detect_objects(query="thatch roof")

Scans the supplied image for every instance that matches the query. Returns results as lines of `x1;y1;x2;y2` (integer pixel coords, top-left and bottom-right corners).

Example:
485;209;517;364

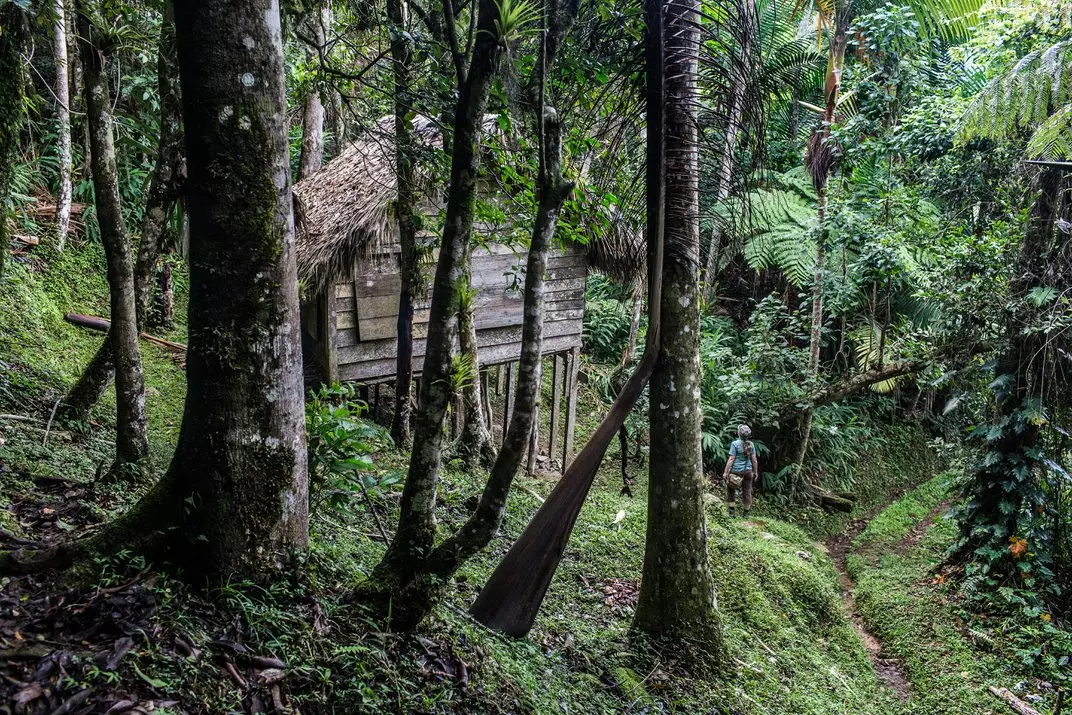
294;115;647;293
294;115;442;294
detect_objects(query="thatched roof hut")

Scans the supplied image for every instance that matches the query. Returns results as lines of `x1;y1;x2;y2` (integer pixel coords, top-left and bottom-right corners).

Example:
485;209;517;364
293;115;645;296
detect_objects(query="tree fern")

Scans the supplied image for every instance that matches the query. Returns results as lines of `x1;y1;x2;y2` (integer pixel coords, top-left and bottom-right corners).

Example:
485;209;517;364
959;40;1072;158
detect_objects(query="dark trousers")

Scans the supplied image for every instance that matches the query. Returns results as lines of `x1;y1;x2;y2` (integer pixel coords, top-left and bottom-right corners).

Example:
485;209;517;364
727;470;754;510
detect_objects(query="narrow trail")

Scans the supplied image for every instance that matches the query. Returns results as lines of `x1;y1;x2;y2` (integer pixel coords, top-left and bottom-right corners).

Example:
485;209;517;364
824;518;913;704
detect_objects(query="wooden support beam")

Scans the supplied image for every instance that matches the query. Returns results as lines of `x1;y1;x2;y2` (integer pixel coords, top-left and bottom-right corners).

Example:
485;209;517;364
562;346;580;468
496;363;505;395
502;361;515;441
549;353;563;465
373;383;381;421
324;289;338;383
480;368;492;428
527;403;540;475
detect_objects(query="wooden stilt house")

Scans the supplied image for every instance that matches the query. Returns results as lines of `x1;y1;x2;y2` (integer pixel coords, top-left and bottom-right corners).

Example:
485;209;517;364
293;117;644;468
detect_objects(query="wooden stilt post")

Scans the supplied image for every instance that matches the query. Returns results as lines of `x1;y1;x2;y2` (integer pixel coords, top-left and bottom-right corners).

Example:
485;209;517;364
496;363;505;395
527;403;540;475
549;352;563;469
415;377;421;409
481;368;493;429
502;361;515;439
562;346;580;469
373;383;381;421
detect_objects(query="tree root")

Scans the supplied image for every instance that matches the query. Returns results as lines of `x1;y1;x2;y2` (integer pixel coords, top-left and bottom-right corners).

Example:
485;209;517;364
0;472;180;582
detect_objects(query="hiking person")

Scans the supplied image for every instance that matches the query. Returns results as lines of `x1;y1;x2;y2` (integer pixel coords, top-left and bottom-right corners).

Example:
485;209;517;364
723;424;758;518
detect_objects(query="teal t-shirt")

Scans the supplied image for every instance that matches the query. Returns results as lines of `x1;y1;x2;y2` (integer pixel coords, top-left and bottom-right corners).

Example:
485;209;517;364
729;439;754;473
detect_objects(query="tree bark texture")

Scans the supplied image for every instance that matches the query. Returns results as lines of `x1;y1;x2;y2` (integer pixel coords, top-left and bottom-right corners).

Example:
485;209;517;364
632;0;724;647
168;0;309;580
53;0;73;251
134;3;184;329
429;104;573;580
76;8;150;468
370;0;504;589
297;5;328;181
389;0;419;448
0;2;28;278
457;276;497;469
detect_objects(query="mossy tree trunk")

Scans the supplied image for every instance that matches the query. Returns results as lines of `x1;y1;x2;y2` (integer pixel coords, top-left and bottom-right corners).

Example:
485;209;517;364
166;0;309;580
61;6;183;425
367;0;505;595
457;273;497;469
430;101;574;579
76;7;149;470
633;0;724;650
3;0;309;584
0;2;28;279
53;0;73;251
389;0;419;449
133;2;184;329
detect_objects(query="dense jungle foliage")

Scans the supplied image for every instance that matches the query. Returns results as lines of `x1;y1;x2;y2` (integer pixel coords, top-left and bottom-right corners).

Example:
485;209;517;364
0;0;1070;711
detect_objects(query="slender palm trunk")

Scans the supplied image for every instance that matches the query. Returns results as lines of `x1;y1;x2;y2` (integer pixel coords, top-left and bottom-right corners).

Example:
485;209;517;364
795;0;851;474
633;0;723;648
53;0;73;251
76;8;149;470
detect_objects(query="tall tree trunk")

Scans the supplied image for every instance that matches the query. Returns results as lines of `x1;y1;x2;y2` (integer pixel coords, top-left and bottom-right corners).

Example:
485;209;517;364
76;7;149;470
60;5;183;425
389;0;419;448
367;0;505;592
133;3;184;329
429;102;574;580
297;5;328;181
457;275;496;469
4;0;310;582
53;0;73;251
794;0;852;474
167;0;308;579
702;0;755;302
633;0;723;648
0;2;27;278
467;0;664;636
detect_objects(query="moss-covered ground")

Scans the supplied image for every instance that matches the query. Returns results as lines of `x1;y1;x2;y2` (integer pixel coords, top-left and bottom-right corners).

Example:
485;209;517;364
3;244;1062;713
849;473;1069;715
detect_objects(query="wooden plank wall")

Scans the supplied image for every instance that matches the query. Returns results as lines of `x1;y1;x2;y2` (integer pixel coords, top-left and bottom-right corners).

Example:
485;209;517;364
332;242;586;382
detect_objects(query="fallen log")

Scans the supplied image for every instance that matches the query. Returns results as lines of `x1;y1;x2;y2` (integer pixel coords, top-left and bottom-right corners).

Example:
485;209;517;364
988;686;1042;715
64;312;186;352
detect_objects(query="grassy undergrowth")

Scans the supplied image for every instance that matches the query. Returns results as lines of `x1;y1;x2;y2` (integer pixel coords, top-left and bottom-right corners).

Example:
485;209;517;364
849;473;1068;715
1;241;928;713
